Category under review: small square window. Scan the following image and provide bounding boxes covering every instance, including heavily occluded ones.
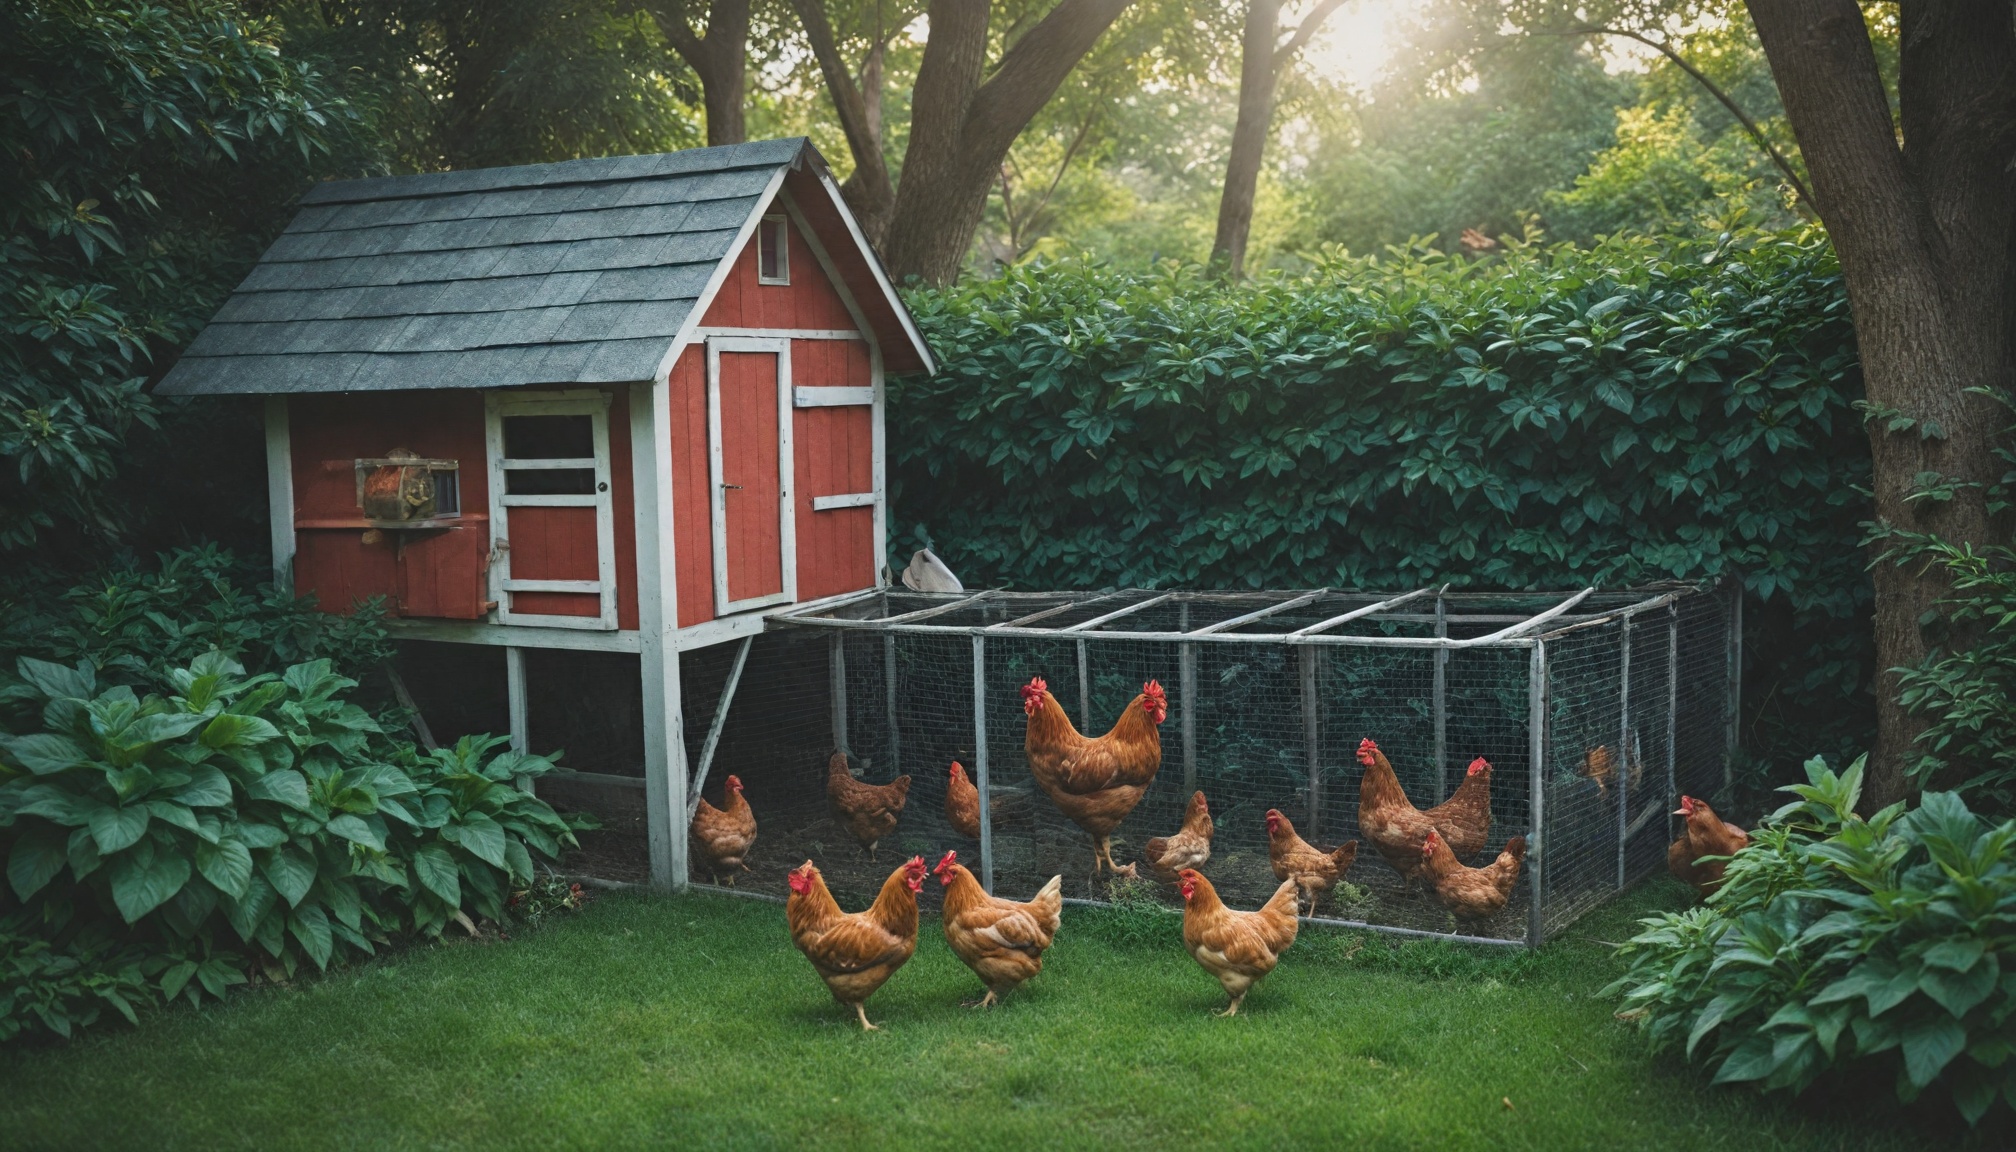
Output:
[757,215,790,285]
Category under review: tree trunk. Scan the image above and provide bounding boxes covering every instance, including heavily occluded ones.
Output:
[647,0,751,146]
[788,0,896,244]
[1212,0,1283,278]
[878,0,1136,285]
[1744,0,2015,812]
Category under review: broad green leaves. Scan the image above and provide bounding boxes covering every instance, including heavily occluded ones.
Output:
[1,651,593,1035]
[1608,767,2016,1126]
[897,234,1872,766]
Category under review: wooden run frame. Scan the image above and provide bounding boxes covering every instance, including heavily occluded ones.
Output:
[769,582,1734,947]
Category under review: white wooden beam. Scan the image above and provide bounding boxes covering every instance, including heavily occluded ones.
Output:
[631,379,688,891]
[264,396,294,594]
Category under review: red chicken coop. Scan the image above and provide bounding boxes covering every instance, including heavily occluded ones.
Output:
[158,138,935,890]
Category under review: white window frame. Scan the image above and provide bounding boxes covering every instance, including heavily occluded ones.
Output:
[486,389,618,631]
[707,336,797,616]
[756,215,791,286]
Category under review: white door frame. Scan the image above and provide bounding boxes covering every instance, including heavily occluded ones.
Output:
[486,389,618,630]
[706,336,797,616]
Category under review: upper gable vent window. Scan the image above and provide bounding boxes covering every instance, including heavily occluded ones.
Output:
[757,215,790,285]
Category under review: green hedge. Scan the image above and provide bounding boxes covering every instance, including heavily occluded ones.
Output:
[895,229,1872,773]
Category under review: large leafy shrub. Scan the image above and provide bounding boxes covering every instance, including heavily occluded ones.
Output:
[1607,757,2016,1126]
[0,545,395,692]
[897,231,1871,770]
[1,1,363,554]
[0,651,592,1040]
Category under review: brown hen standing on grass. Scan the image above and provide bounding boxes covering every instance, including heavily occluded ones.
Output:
[1420,829,1526,923]
[1357,739,1491,879]
[1178,869,1300,1017]
[1140,790,1213,883]
[689,774,756,885]
[1021,676,1166,873]
[826,752,910,861]
[786,857,926,1031]
[1264,809,1357,913]
[946,761,981,839]
[1668,795,1749,900]
[935,851,1063,1008]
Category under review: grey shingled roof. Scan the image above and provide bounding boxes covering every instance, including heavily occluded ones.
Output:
[157,138,810,395]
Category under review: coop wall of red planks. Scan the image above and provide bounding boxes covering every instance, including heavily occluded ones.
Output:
[286,388,639,629]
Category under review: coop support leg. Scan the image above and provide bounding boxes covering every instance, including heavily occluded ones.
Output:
[972,634,993,893]
[263,396,294,594]
[1301,644,1321,840]
[1432,595,1448,803]
[830,633,849,757]
[1616,617,1632,891]
[688,635,752,818]
[1666,604,1680,842]
[1527,640,1548,948]
[884,634,900,775]
[1076,639,1090,725]
[1181,639,1198,797]
[1725,580,1742,796]
[505,646,531,794]
[632,379,686,892]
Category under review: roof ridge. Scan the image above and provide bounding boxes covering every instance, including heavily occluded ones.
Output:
[301,137,812,207]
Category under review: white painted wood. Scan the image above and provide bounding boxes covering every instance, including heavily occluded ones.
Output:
[263,396,294,594]
[630,378,687,890]
[811,493,875,511]
[505,646,529,753]
[496,457,599,470]
[385,618,643,652]
[757,214,791,285]
[870,342,887,586]
[793,386,874,408]
[697,327,864,341]
[706,335,797,616]
[1288,587,1439,637]
[1061,591,1178,632]
[1189,587,1331,635]
[502,579,602,593]
[489,390,618,630]
[650,164,793,387]
[498,494,600,508]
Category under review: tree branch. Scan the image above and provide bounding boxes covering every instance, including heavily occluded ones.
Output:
[1543,24,1819,214]
[1273,0,1349,71]
[961,0,1136,163]
[644,0,705,66]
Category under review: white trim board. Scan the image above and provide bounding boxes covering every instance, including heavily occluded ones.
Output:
[811,492,875,511]
[794,386,874,407]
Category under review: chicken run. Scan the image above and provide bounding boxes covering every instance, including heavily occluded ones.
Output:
[574,583,1737,947]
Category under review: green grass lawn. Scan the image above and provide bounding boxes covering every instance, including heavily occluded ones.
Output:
[0,880,1962,1151]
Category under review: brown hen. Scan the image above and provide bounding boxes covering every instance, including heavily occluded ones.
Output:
[934,851,1063,1008]
[786,857,925,1030]
[1264,808,1357,912]
[1140,790,1214,883]
[689,773,756,885]
[826,752,911,861]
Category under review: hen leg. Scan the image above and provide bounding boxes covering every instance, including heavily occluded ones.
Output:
[1213,993,1246,1018]
[853,1003,881,1032]
[962,990,1000,1009]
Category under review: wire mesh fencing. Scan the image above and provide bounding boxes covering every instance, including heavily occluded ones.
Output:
[661,582,1735,941]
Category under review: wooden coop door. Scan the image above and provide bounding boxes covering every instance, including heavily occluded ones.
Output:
[486,391,617,629]
[707,336,796,615]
